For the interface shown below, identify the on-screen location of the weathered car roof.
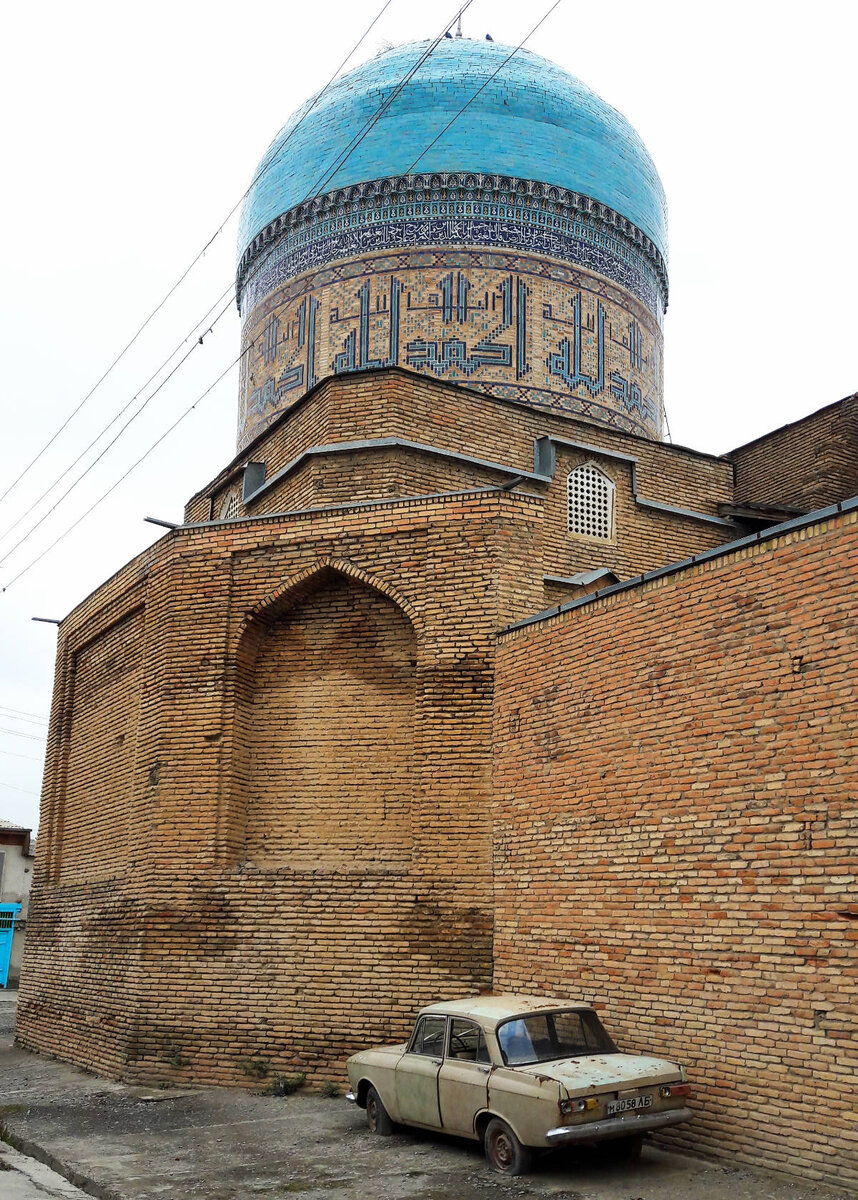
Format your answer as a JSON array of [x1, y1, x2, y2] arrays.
[[418, 994, 594, 1030]]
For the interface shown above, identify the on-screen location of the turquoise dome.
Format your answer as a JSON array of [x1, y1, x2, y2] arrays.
[[238, 38, 667, 265]]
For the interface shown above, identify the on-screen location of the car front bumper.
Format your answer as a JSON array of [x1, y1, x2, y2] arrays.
[[545, 1105, 693, 1144]]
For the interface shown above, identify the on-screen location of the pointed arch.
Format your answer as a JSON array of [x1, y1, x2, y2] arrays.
[[226, 560, 418, 870]]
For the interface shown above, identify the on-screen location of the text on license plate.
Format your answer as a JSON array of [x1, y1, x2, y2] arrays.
[[607, 1095, 653, 1116]]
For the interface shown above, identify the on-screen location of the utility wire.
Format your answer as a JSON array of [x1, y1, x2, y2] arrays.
[[0, 1, 470, 573], [0, 297, 234, 567], [0, 2, 502, 593], [0, 282, 236, 550], [0, 780, 39, 796], [298, 0, 477, 206], [2, 351, 245, 593], [0, 726, 46, 742], [0, 707, 48, 726], [0, 749, 44, 763], [0, 0, 398, 512], [405, 0, 566, 173]]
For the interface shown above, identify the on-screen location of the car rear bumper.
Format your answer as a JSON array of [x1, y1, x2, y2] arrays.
[[545, 1105, 693, 1144]]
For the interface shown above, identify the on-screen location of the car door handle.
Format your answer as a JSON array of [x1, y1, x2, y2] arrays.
[[477, 1066, 491, 1074]]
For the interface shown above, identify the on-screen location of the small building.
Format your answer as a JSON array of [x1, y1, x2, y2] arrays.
[[0, 819, 35, 987]]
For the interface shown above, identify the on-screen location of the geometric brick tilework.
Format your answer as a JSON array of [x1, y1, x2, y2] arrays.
[[239, 246, 663, 448]]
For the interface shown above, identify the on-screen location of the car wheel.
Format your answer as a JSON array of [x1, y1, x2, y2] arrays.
[[365, 1085, 393, 1136], [484, 1117, 532, 1175]]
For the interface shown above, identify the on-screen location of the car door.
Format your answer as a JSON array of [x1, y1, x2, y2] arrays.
[[395, 1014, 446, 1128], [438, 1018, 492, 1138]]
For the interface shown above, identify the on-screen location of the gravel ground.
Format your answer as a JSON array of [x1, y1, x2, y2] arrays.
[[1, 993, 854, 1200]]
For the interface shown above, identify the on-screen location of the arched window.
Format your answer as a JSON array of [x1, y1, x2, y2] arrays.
[[566, 462, 615, 540]]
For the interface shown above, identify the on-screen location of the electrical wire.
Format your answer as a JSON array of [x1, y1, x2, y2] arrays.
[[0, 780, 39, 796], [0, 0, 398, 512], [0, 750, 43, 763], [2, 350, 246, 593], [0, 282, 236, 550], [0, 726, 46, 742], [405, 0, 565, 173], [1, 2, 543, 594], [0, 2, 470, 575], [297, 0, 477, 206], [0, 296, 235, 568], [0, 707, 47, 726]]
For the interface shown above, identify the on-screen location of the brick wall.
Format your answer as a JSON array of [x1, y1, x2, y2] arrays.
[[18, 490, 540, 1085], [188, 369, 735, 603], [729, 393, 858, 511], [237, 572, 416, 869], [59, 607, 144, 883], [493, 509, 858, 1189]]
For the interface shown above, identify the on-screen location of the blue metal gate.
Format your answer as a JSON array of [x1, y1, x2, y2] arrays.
[[0, 903, 21, 988]]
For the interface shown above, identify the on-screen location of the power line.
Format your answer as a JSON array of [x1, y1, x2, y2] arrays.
[[0, 726, 46, 742], [0, 3, 517, 593], [405, 0, 566, 174], [297, 0, 477, 206], [0, 282, 236, 551], [2, 351, 245, 593], [0, 3, 471, 577], [0, 780, 39, 796], [0, 296, 235, 568], [0, 706, 47, 726], [0, 749, 44, 763], [0, 0, 398, 512]]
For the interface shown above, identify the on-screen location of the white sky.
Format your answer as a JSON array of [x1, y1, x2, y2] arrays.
[[1, 0, 856, 832]]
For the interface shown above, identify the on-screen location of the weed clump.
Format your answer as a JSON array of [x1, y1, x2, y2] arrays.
[[265, 1071, 306, 1097]]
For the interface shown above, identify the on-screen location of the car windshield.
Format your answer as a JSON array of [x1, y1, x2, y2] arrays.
[[496, 1009, 618, 1066]]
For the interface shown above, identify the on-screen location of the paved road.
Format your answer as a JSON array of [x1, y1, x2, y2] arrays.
[[0, 1143, 91, 1199], [1, 991, 854, 1200]]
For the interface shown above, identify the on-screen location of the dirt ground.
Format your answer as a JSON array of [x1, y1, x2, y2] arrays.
[[1, 993, 853, 1200]]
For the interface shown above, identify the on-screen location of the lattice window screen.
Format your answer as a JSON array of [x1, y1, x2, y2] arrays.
[[566, 463, 615, 539], [218, 490, 241, 521]]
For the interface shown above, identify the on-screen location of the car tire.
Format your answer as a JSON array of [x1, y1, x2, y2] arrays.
[[484, 1117, 532, 1175], [365, 1085, 393, 1136]]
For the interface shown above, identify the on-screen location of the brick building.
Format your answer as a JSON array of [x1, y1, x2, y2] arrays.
[[17, 36, 857, 1190]]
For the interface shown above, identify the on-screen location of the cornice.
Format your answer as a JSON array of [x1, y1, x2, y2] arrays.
[[236, 172, 669, 308]]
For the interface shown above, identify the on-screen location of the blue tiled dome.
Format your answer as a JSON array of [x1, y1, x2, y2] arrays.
[[238, 38, 667, 264]]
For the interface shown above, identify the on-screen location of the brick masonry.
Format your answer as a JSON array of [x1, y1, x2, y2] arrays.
[[494, 510, 858, 1190], [729, 393, 858, 513], [16, 370, 858, 1189], [238, 248, 664, 446]]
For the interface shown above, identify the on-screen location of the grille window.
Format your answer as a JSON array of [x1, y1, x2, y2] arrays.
[[566, 462, 615, 540], [218, 490, 241, 521]]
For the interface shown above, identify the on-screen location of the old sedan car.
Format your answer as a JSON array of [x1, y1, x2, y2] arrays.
[[346, 995, 692, 1174]]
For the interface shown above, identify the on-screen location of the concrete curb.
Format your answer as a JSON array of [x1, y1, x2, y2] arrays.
[[0, 1123, 125, 1200]]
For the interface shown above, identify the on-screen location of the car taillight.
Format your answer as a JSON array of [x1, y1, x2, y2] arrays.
[[559, 1097, 598, 1115], [659, 1083, 691, 1098]]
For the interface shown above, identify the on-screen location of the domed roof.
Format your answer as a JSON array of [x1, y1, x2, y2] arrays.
[[238, 38, 667, 265]]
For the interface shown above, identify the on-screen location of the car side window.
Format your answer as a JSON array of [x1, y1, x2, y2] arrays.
[[448, 1019, 491, 1063], [409, 1015, 447, 1057]]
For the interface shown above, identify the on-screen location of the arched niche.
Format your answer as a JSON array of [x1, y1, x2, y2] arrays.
[[230, 566, 417, 870]]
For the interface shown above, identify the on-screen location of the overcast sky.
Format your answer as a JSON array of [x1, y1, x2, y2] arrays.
[[1, 0, 856, 832]]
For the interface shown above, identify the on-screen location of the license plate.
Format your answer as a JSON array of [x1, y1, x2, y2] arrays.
[[607, 1094, 653, 1116]]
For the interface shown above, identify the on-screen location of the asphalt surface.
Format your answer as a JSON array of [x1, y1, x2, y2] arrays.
[[1, 990, 854, 1200]]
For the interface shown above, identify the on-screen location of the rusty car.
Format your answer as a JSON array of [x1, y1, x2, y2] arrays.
[[345, 994, 692, 1174]]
